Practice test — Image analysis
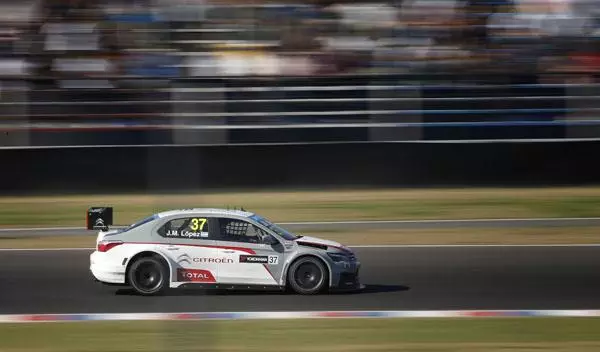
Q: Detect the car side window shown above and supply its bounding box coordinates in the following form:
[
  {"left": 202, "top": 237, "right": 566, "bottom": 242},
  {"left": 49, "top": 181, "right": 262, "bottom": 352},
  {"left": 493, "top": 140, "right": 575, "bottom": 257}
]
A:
[
  {"left": 216, "top": 218, "right": 269, "bottom": 244},
  {"left": 157, "top": 217, "right": 211, "bottom": 240}
]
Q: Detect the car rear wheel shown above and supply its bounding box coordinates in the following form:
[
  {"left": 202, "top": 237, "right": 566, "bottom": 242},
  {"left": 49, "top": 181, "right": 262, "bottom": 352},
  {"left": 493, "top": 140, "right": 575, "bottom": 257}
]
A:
[
  {"left": 128, "top": 256, "right": 168, "bottom": 296},
  {"left": 288, "top": 257, "right": 328, "bottom": 295}
]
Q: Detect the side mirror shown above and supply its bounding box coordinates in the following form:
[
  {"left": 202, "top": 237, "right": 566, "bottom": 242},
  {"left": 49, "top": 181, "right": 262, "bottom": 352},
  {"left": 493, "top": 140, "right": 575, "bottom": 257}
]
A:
[{"left": 263, "top": 235, "right": 279, "bottom": 246}]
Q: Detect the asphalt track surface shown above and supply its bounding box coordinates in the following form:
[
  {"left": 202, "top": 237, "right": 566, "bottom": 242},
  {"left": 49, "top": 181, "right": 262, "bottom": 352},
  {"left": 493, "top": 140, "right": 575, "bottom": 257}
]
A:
[
  {"left": 2, "top": 217, "right": 600, "bottom": 237},
  {"left": 1, "top": 246, "right": 600, "bottom": 314}
]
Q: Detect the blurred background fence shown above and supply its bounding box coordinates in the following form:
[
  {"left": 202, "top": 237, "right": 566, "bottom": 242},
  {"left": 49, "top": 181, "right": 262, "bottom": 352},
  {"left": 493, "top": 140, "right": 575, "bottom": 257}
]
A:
[
  {"left": 0, "top": 0, "right": 599, "bottom": 191},
  {"left": 0, "top": 73, "right": 599, "bottom": 147},
  {"left": 0, "top": 0, "right": 598, "bottom": 147}
]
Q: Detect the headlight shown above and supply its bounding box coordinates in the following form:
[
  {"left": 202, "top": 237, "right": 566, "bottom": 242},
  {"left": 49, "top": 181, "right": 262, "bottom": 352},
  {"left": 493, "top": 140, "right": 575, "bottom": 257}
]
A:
[{"left": 327, "top": 252, "right": 350, "bottom": 262}]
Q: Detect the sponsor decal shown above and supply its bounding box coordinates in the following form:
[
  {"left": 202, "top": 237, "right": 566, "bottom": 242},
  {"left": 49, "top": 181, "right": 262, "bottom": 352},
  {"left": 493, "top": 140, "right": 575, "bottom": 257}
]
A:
[
  {"left": 240, "top": 255, "right": 279, "bottom": 265},
  {"left": 165, "top": 230, "right": 209, "bottom": 238},
  {"left": 240, "top": 255, "right": 268, "bottom": 263},
  {"left": 192, "top": 257, "right": 234, "bottom": 264},
  {"left": 176, "top": 254, "right": 233, "bottom": 265},
  {"left": 177, "top": 268, "right": 216, "bottom": 283},
  {"left": 176, "top": 253, "right": 191, "bottom": 265},
  {"left": 94, "top": 218, "right": 105, "bottom": 227}
]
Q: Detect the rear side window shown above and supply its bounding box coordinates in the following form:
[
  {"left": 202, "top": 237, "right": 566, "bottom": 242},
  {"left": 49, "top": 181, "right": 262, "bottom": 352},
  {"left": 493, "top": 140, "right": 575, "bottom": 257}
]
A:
[
  {"left": 157, "top": 217, "right": 211, "bottom": 240},
  {"left": 125, "top": 214, "right": 158, "bottom": 231}
]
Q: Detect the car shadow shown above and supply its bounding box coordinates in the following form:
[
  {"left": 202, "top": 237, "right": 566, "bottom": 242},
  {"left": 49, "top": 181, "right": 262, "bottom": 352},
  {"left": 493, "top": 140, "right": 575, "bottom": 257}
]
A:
[
  {"left": 114, "top": 284, "right": 409, "bottom": 297},
  {"left": 335, "top": 284, "right": 410, "bottom": 295},
  {"left": 114, "top": 288, "right": 287, "bottom": 296}
]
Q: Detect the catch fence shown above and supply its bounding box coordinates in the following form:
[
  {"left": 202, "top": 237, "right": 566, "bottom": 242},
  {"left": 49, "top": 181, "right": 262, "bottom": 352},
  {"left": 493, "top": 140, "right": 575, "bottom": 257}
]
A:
[{"left": 0, "top": 73, "right": 598, "bottom": 147}]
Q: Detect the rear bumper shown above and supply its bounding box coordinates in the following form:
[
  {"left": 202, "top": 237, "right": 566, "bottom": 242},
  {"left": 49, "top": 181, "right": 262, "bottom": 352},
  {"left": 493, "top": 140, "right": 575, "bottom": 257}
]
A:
[{"left": 90, "top": 251, "right": 126, "bottom": 284}]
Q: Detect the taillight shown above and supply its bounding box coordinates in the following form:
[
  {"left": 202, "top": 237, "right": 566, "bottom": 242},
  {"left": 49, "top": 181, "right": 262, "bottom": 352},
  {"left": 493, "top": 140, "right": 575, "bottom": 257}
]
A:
[{"left": 97, "top": 240, "right": 123, "bottom": 252}]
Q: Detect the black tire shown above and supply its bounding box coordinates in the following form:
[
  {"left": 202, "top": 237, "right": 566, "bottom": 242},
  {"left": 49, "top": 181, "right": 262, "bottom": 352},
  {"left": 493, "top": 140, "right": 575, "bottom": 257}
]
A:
[
  {"left": 127, "top": 256, "right": 168, "bottom": 296},
  {"left": 288, "top": 256, "right": 328, "bottom": 295}
]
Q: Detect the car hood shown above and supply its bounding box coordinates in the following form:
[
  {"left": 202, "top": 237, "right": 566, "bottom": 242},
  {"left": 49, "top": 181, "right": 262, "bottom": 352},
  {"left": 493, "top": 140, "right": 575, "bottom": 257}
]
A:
[{"left": 295, "top": 235, "right": 352, "bottom": 252}]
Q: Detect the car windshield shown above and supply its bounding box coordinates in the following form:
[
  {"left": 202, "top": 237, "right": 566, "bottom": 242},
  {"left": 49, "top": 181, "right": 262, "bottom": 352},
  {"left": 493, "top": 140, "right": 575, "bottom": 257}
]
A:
[{"left": 250, "top": 214, "right": 300, "bottom": 241}]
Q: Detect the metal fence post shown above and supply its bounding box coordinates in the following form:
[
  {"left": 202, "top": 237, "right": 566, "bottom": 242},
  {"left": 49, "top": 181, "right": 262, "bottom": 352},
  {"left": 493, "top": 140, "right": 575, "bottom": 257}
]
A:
[
  {"left": 368, "top": 77, "right": 422, "bottom": 142},
  {"left": 563, "top": 75, "right": 600, "bottom": 139},
  {"left": 0, "top": 79, "right": 30, "bottom": 147},
  {"left": 170, "top": 78, "right": 228, "bottom": 145}
]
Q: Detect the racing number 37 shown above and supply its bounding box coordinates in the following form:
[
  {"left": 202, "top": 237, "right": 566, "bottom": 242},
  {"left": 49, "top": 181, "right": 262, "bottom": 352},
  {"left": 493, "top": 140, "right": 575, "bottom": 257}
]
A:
[{"left": 189, "top": 218, "right": 207, "bottom": 231}]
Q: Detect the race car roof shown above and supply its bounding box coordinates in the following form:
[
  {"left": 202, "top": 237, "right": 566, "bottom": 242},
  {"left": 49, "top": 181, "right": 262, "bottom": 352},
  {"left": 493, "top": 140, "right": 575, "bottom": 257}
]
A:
[{"left": 156, "top": 208, "right": 254, "bottom": 218}]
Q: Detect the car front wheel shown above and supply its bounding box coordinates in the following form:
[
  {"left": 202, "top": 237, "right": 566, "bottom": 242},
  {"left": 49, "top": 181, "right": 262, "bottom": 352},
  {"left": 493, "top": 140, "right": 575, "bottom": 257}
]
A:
[
  {"left": 288, "top": 257, "right": 328, "bottom": 295},
  {"left": 128, "top": 256, "right": 168, "bottom": 296}
]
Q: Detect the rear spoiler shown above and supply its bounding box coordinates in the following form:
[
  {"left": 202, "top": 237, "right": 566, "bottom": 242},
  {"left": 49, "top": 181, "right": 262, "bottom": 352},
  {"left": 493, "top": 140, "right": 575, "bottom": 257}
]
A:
[{"left": 86, "top": 207, "right": 113, "bottom": 231}]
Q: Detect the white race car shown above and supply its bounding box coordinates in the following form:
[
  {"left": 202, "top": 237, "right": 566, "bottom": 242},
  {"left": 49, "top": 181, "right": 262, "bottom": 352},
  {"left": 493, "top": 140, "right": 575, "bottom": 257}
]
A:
[{"left": 88, "top": 207, "right": 362, "bottom": 295}]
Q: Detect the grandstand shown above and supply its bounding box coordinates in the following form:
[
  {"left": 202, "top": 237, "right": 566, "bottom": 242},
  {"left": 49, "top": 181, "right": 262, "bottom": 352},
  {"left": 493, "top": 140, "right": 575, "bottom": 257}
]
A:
[{"left": 0, "top": 0, "right": 598, "bottom": 147}]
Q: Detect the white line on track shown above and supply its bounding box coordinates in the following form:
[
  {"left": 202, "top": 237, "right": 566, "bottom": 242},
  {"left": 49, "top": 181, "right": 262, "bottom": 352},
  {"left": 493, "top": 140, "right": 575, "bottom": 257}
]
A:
[
  {"left": 2, "top": 217, "right": 600, "bottom": 251},
  {"left": 0, "top": 226, "right": 84, "bottom": 232},
  {"left": 279, "top": 217, "right": 600, "bottom": 225},
  {"left": 2, "top": 244, "right": 600, "bottom": 251},
  {"left": 3, "top": 217, "right": 600, "bottom": 232}
]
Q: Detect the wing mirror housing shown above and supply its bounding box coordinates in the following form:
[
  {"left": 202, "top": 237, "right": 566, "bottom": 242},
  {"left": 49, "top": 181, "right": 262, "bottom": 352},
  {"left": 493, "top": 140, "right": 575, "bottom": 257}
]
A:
[{"left": 263, "top": 235, "right": 279, "bottom": 246}]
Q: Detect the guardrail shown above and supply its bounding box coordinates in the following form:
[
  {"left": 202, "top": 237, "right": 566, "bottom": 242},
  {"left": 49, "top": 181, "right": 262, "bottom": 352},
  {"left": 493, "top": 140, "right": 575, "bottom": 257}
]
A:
[{"left": 0, "top": 73, "right": 598, "bottom": 147}]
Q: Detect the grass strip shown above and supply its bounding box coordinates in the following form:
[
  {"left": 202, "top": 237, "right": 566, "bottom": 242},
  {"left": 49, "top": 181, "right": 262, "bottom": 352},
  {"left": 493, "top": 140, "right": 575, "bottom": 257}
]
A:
[
  {"left": 2, "top": 187, "right": 600, "bottom": 227},
  {"left": 1, "top": 318, "right": 600, "bottom": 351}
]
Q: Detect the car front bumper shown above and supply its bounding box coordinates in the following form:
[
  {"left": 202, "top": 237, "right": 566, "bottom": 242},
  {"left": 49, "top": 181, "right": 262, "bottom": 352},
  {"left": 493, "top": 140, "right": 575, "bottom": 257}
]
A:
[{"left": 331, "top": 260, "right": 362, "bottom": 291}]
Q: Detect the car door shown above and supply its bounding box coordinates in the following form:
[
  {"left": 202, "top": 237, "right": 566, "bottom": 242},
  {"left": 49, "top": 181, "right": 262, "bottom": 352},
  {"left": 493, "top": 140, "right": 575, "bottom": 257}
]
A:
[
  {"left": 155, "top": 215, "right": 220, "bottom": 284},
  {"left": 212, "top": 217, "right": 284, "bottom": 286}
]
